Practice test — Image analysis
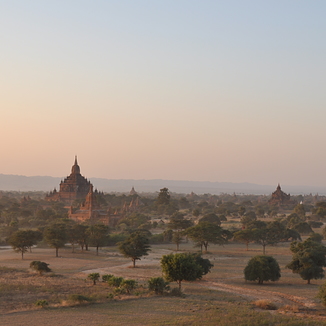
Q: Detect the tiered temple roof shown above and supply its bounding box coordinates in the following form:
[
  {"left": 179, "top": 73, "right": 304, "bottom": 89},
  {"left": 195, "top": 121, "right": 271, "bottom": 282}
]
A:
[
  {"left": 45, "top": 156, "right": 92, "bottom": 204},
  {"left": 268, "top": 184, "right": 291, "bottom": 206}
]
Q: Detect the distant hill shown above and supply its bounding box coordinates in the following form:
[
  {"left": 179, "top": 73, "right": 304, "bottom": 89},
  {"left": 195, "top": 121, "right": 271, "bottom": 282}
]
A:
[{"left": 0, "top": 174, "right": 325, "bottom": 195}]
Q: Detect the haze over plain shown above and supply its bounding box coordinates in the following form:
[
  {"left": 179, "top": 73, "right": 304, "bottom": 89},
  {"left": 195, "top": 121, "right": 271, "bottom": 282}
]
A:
[{"left": 1, "top": 1, "right": 326, "bottom": 187}]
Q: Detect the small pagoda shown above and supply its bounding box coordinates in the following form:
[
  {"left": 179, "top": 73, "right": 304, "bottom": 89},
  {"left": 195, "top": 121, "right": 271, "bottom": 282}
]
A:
[{"left": 268, "top": 184, "right": 291, "bottom": 206}]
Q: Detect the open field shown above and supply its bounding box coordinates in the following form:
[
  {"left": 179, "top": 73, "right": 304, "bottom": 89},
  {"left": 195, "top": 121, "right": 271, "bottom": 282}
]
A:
[{"left": 1, "top": 241, "right": 326, "bottom": 325}]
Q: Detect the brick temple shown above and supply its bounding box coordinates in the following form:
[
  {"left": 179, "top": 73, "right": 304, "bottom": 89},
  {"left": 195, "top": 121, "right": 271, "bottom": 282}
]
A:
[
  {"left": 45, "top": 156, "right": 92, "bottom": 204},
  {"left": 268, "top": 184, "right": 291, "bottom": 206}
]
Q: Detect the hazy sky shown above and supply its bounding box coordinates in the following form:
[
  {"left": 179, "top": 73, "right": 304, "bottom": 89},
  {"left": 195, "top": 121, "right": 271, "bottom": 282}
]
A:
[{"left": 1, "top": 1, "right": 326, "bottom": 186}]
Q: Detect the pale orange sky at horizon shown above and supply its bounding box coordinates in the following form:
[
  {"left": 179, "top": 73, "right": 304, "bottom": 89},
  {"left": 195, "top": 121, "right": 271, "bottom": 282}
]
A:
[{"left": 1, "top": 1, "right": 326, "bottom": 187}]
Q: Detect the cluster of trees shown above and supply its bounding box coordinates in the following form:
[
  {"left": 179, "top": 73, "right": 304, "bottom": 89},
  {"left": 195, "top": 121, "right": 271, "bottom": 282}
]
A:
[
  {"left": 245, "top": 237, "right": 326, "bottom": 285},
  {"left": 8, "top": 220, "right": 110, "bottom": 258}
]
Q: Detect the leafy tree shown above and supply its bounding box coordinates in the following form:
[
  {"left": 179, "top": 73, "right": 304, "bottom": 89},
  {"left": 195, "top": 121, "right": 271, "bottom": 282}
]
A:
[
  {"left": 238, "top": 206, "right": 246, "bottom": 217},
  {"left": 192, "top": 208, "right": 200, "bottom": 217},
  {"left": 186, "top": 222, "right": 230, "bottom": 252},
  {"left": 293, "top": 203, "right": 306, "bottom": 219},
  {"left": 293, "top": 222, "right": 313, "bottom": 235},
  {"left": 8, "top": 230, "right": 41, "bottom": 259},
  {"left": 286, "top": 213, "right": 303, "bottom": 229},
  {"left": 87, "top": 272, "right": 100, "bottom": 285},
  {"left": 87, "top": 224, "right": 110, "bottom": 255},
  {"left": 30, "top": 261, "right": 51, "bottom": 275},
  {"left": 287, "top": 239, "right": 326, "bottom": 284},
  {"left": 118, "top": 231, "right": 151, "bottom": 267},
  {"left": 284, "top": 228, "right": 301, "bottom": 242},
  {"left": 66, "top": 222, "right": 87, "bottom": 252},
  {"left": 308, "top": 232, "right": 323, "bottom": 243},
  {"left": 168, "top": 212, "right": 193, "bottom": 250},
  {"left": 148, "top": 277, "right": 170, "bottom": 294},
  {"left": 199, "top": 213, "right": 221, "bottom": 226},
  {"left": 76, "top": 224, "right": 89, "bottom": 251},
  {"left": 43, "top": 222, "right": 67, "bottom": 257},
  {"left": 244, "top": 255, "right": 281, "bottom": 284},
  {"left": 233, "top": 229, "right": 256, "bottom": 251},
  {"left": 118, "top": 213, "right": 150, "bottom": 230},
  {"left": 161, "top": 253, "right": 213, "bottom": 290},
  {"left": 240, "top": 211, "right": 257, "bottom": 228},
  {"left": 253, "top": 220, "right": 286, "bottom": 255},
  {"left": 156, "top": 187, "right": 171, "bottom": 206}
]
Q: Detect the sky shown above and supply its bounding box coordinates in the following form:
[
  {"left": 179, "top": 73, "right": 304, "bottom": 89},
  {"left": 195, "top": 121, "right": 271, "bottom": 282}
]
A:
[{"left": 1, "top": 1, "right": 326, "bottom": 187}]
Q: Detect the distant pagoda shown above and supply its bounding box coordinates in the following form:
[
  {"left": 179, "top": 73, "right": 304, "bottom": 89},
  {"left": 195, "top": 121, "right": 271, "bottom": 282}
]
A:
[
  {"left": 45, "top": 156, "right": 92, "bottom": 204},
  {"left": 268, "top": 184, "right": 291, "bottom": 206}
]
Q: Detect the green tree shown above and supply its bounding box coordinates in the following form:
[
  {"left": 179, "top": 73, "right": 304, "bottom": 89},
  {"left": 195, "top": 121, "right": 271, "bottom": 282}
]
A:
[
  {"left": 87, "top": 224, "right": 110, "bottom": 255},
  {"left": 161, "top": 253, "right": 213, "bottom": 291},
  {"left": 199, "top": 213, "right": 221, "bottom": 226},
  {"left": 8, "top": 230, "right": 41, "bottom": 259},
  {"left": 240, "top": 211, "right": 257, "bottom": 228},
  {"left": 233, "top": 229, "right": 256, "bottom": 251},
  {"left": 287, "top": 239, "right": 326, "bottom": 284},
  {"left": 43, "top": 222, "right": 67, "bottom": 257},
  {"left": 244, "top": 255, "right": 281, "bottom": 284},
  {"left": 30, "top": 261, "right": 51, "bottom": 275},
  {"left": 293, "top": 203, "right": 306, "bottom": 219},
  {"left": 186, "top": 222, "right": 230, "bottom": 253},
  {"left": 168, "top": 212, "right": 193, "bottom": 250},
  {"left": 118, "top": 231, "right": 151, "bottom": 267},
  {"left": 293, "top": 222, "right": 313, "bottom": 235},
  {"left": 87, "top": 272, "right": 100, "bottom": 285},
  {"left": 253, "top": 220, "right": 286, "bottom": 255},
  {"left": 66, "top": 222, "right": 87, "bottom": 253},
  {"left": 156, "top": 187, "right": 170, "bottom": 206}
]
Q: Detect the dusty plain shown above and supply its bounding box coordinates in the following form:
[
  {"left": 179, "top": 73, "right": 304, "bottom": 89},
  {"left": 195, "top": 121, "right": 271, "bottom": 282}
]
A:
[{"left": 1, "top": 237, "right": 326, "bottom": 326}]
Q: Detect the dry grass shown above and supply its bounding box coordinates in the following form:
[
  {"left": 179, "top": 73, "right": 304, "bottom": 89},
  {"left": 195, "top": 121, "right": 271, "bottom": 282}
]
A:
[
  {"left": 253, "top": 299, "right": 278, "bottom": 310},
  {"left": 1, "top": 237, "right": 326, "bottom": 325}
]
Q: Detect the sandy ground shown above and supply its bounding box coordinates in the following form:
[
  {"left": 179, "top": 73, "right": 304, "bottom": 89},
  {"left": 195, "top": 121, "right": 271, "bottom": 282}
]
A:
[{"left": 0, "top": 246, "right": 323, "bottom": 325}]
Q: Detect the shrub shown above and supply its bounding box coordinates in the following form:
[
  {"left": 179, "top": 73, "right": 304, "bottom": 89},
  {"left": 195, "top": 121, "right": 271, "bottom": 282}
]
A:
[
  {"left": 102, "top": 274, "right": 114, "bottom": 282},
  {"left": 87, "top": 273, "right": 100, "bottom": 285},
  {"left": 148, "top": 277, "right": 170, "bottom": 295},
  {"left": 30, "top": 261, "right": 51, "bottom": 275},
  {"left": 107, "top": 276, "right": 124, "bottom": 288},
  {"left": 169, "top": 287, "right": 184, "bottom": 297},
  {"left": 120, "top": 279, "right": 137, "bottom": 294},
  {"left": 244, "top": 255, "right": 281, "bottom": 284},
  {"left": 318, "top": 281, "right": 326, "bottom": 306},
  {"left": 68, "top": 294, "right": 91, "bottom": 303},
  {"left": 34, "top": 299, "right": 48, "bottom": 308}
]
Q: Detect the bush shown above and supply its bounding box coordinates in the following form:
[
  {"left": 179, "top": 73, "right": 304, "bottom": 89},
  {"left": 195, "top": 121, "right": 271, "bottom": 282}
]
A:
[
  {"left": 68, "top": 294, "right": 91, "bottom": 303},
  {"left": 34, "top": 299, "right": 48, "bottom": 308},
  {"left": 169, "top": 287, "right": 184, "bottom": 297},
  {"left": 30, "top": 261, "right": 51, "bottom": 275},
  {"left": 120, "top": 279, "right": 138, "bottom": 294},
  {"left": 87, "top": 273, "right": 100, "bottom": 285},
  {"left": 102, "top": 274, "right": 114, "bottom": 282},
  {"left": 107, "top": 276, "right": 124, "bottom": 288},
  {"left": 148, "top": 277, "right": 170, "bottom": 295},
  {"left": 308, "top": 221, "right": 323, "bottom": 228},
  {"left": 244, "top": 255, "right": 281, "bottom": 284},
  {"left": 318, "top": 282, "right": 326, "bottom": 306},
  {"left": 107, "top": 233, "right": 128, "bottom": 246}
]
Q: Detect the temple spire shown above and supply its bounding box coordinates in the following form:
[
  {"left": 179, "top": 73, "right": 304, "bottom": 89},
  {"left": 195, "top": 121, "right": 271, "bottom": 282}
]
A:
[{"left": 71, "top": 155, "right": 80, "bottom": 174}]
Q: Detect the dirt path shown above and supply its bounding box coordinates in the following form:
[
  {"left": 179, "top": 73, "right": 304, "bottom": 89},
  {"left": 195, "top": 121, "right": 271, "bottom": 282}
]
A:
[
  {"left": 201, "top": 280, "right": 316, "bottom": 308},
  {"left": 81, "top": 248, "right": 316, "bottom": 309}
]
